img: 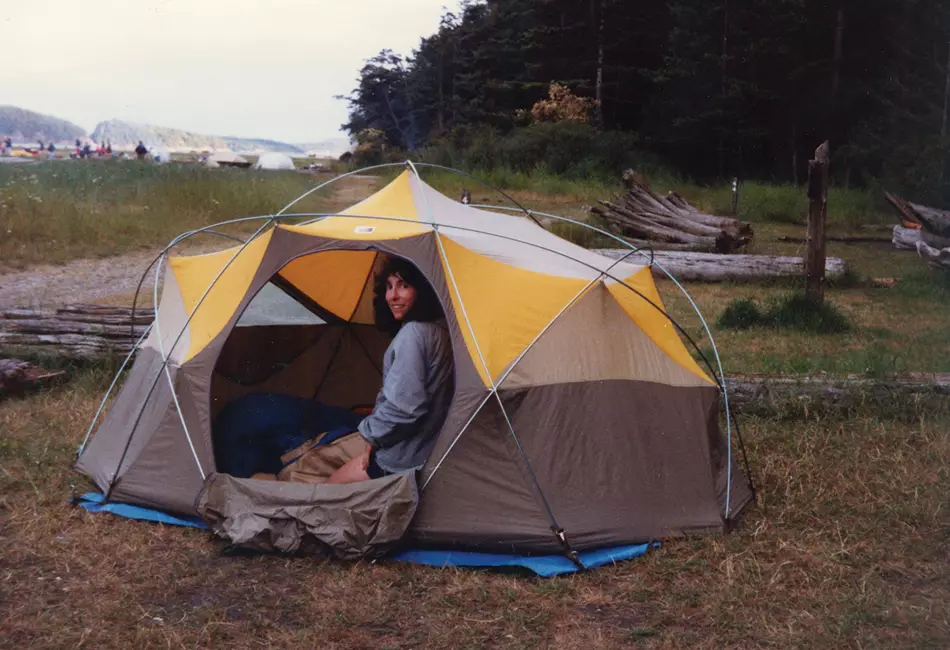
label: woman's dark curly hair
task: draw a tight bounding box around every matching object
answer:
[373,257,444,335]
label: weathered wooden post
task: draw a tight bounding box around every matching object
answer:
[805,141,830,304]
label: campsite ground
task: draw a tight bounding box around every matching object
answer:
[1,162,948,648]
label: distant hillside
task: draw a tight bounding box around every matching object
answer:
[91,119,303,154]
[0,106,87,143]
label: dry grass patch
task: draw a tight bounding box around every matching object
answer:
[1,367,948,648]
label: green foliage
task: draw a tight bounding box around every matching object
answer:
[421,122,663,181]
[766,294,851,334]
[718,293,850,334]
[717,299,762,329]
[342,1,950,200]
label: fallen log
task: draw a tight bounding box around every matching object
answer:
[776,235,891,244]
[892,225,922,250]
[0,305,152,359]
[0,358,67,398]
[884,192,950,248]
[593,249,849,282]
[592,170,753,253]
[726,373,950,415]
[916,240,950,269]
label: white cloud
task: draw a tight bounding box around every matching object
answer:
[1,0,461,141]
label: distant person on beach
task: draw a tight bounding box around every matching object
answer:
[47,142,56,158]
[135,141,148,160]
[82,143,92,158]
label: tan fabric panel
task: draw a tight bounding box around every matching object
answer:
[607,267,713,384]
[501,283,710,389]
[410,399,560,552]
[197,472,418,559]
[142,265,191,365]
[504,380,739,548]
[75,347,174,492]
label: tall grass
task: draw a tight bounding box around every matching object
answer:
[671,181,891,227]
[0,160,333,268]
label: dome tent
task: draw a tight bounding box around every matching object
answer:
[253,152,295,170]
[76,164,753,560]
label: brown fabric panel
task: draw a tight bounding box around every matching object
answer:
[313,327,389,408]
[75,347,174,491]
[502,283,709,389]
[197,472,418,559]
[410,399,560,552]
[213,324,331,385]
[503,380,739,548]
[109,376,208,514]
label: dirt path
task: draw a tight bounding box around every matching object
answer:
[0,175,380,309]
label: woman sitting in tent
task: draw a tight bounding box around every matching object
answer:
[327,257,454,483]
[212,257,453,482]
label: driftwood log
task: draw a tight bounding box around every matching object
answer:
[594,249,848,282]
[590,171,753,253]
[726,374,950,415]
[892,225,923,250]
[0,358,67,398]
[884,192,950,249]
[0,305,152,359]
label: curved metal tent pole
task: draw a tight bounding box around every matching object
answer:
[403,163,744,514]
[129,228,255,341]
[102,217,277,501]
[467,202,751,516]
[405,159,582,566]
[84,161,750,517]
[411,162,545,227]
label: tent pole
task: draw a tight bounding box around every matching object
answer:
[406,160,583,567]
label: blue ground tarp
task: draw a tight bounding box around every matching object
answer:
[76,492,656,577]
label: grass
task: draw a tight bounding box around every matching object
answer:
[0,367,947,647]
[1,163,949,646]
[0,159,360,269]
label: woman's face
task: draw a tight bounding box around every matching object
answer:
[385,273,417,321]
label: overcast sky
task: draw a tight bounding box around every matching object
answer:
[1,0,461,143]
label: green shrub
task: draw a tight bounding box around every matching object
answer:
[765,293,851,334]
[717,293,850,334]
[717,298,763,329]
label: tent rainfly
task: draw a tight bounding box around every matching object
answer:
[76,166,753,559]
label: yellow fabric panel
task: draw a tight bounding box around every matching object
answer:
[283,171,427,240]
[439,236,590,386]
[170,230,274,361]
[606,267,713,384]
[278,250,377,320]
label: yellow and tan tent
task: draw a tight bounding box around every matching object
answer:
[76,168,752,557]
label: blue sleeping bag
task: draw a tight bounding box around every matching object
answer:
[212,393,364,477]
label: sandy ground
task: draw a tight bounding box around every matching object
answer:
[0,243,221,308]
[0,175,380,309]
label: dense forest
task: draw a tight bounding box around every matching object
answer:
[341,0,950,200]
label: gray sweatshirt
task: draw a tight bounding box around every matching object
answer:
[358,320,454,473]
